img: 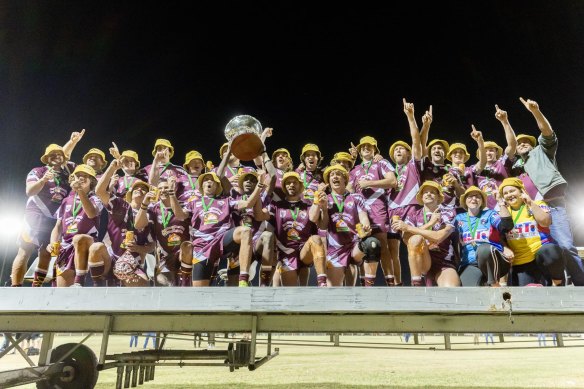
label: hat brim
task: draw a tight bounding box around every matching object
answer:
[461,190,487,210]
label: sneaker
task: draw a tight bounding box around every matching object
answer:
[317,282,327,287]
[411,279,424,287]
[70,283,83,288]
[238,280,250,287]
[526,283,543,287]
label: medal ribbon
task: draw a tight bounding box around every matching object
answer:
[159,162,171,175]
[332,193,345,214]
[71,194,82,219]
[159,203,173,229]
[302,172,313,189]
[290,206,300,223]
[362,160,373,176]
[124,176,135,191]
[201,197,215,213]
[511,204,525,225]
[187,174,197,190]
[466,211,481,242]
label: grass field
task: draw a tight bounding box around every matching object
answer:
[3,333,584,388]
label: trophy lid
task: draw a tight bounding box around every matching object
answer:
[224,115,262,141]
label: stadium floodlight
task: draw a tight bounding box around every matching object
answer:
[0,212,23,241]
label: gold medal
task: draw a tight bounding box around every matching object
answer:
[335,219,349,232]
[66,222,78,234]
[203,212,218,225]
[167,233,181,246]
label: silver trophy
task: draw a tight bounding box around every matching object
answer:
[224,115,263,161]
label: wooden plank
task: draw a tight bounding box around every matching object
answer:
[0,313,583,333]
[1,287,583,313]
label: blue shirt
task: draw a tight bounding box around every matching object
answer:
[454,209,503,268]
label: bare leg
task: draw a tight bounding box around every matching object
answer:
[10,244,34,286]
[388,238,402,284]
[88,242,111,286]
[403,234,431,286]
[33,245,52,287]
[255,231,276,286]
[57,269,75,287]
[233,226,252,286]
[375,232,395,286]
[344,264,358,286]
[435,268,461,287]
[72,234,93,286]
[326,267,345,286]
[300,236,327,286]
[178,241,193,287]
[280,269,299,286]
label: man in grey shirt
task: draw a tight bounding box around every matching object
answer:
[512,97,583,285]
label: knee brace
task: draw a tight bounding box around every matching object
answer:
[359,237,381,262]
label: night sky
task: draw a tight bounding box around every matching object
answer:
[1,1,584,245]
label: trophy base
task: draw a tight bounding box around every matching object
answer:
[231,133,263,161]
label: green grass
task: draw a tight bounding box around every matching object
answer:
[5,333,584,388]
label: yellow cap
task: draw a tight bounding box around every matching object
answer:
[499,177,525,197]
[480,141,503,159]
[388,141,412,163]
[356,136,380,156]
[427,139,450,154]
[183,150,204,170]
[300,144,322,162]
[40,144,66,165]
[282,172,302,186]
[446,143,470,163]
[151,139,174,158]
[332,151,355,167]
[238,171,259,190]
[272,148,291,163]
[82,148,108,165]
[323,164,349,185]
[197,172,223,197]
[516,134,537,147]
[416,180,444,205]
[125,180,150,203]
[121,150,140,167]
[219,143,229,158]
[72,164,97,179]
[460,186,487,210]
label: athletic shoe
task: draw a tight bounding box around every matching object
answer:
[526,283,543,287]
[70,283,83,288]
[238,280,250,287]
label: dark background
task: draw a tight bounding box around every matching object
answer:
[1,1,584,281]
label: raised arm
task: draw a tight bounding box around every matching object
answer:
[76,189,98,219]
[494,104,517,159]
[471,125,487,173]
[519,97,553,137]
[96,159,121,205]
[522,191,552,228]
[62,129,85,160]
[26,169,55,197]
[403,98,423,160]
[254,127,272,167]
[167,176,189,221]
[134,191,154,230]
[148,148,168,187]
[215,141,233,194]
[420,105,433,158]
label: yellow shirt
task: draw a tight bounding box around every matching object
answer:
[505,200,552,266]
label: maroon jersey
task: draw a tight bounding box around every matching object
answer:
[326,192,366,267]
[405,204,456,264]
[471,155,513,209]
[57,192,103,249]
[269,200,316,253]
[185,196,237,263]
[177,173,202,203]
[388,157,422,209]
[112,169,148,198]
[147,201,190,270]
[26,163,74,218]
[349,159,393,233]
[420,157,463,208]
[213,165,256,191]
[106,196,152,258]
[294,168,323,202]
[144,162,187,198]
